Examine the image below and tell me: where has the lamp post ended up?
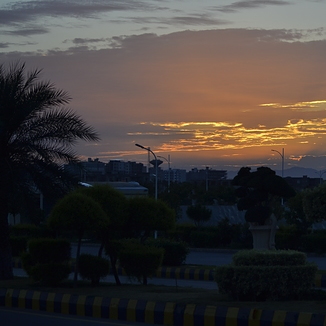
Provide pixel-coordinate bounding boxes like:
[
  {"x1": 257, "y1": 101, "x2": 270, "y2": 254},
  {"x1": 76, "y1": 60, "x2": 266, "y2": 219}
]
[
  {"x1": 158, "y1": 155, "x2": 171, "y2": 192},
  {"x1": 271, "y1": 148, "x2": 284, "y2": 205},
  {"x1": 271, "y1": 148, "x2": 284, "y2": 178},
  {"x1": 135, "y1": 143, "x2": 158, "y2": 200}
]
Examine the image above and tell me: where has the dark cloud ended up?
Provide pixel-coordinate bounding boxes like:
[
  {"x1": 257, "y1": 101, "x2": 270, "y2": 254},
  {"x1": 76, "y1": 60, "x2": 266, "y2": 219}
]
[
  {"x1": 70, "y1": 37, "x2": 108, "y2": 44},
  {"x1": 3, "y1": 27, "x2": 49, "y2": 36},
  {"x1": 170, "y1": 14, "x2": 228, "y2": 26},
  {"x1": 216, "y1": 0, "x2": 291, "y2": 13},
  {"x1": 0, "y1": 0, "x2": 159, "y2": 26}
]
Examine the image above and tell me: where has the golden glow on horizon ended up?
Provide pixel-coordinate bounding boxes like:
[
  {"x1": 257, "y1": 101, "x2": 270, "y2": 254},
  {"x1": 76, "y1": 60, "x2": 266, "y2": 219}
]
[
  {"x1": 260, "y1": 100, "x2": 326, "y2": 111},
  {"x1": 127, "y1": 118, "x2": 326, "y2": 153}
]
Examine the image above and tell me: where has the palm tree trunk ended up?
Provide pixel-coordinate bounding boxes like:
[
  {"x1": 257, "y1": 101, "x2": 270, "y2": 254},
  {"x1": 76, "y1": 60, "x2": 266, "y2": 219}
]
[{"x1": 0, "y1": 201, "x2": 13, "y2": 280}]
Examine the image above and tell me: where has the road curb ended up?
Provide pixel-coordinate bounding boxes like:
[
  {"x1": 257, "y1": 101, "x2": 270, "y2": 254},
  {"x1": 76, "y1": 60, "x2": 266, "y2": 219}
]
[{"x1": 1, "y1": 288, "x2": 326, "y2": 326}]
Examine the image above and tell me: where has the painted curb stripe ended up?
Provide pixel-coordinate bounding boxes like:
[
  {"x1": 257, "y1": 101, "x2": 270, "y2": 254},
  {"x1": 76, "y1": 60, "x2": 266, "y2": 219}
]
[
  {"x1": 144, "y1": 301, "x2": 156, "y2": 324},
  {"x1": 310, "y1": 313, "x2": 326, "y2": 326},
  {"x1": 164, "y1": 302, "x2": 175, "y2": 325},
  {"x1": 31, "y1": 291, "x2": 41, "y2": 310},
  {"x1": 259, "y1": 309, "x2": 275, "y2": 326},
  {"x1": 100, "y1": 297, "x2": 111, "y2": 319},
  {"x1": 193, "y1": 304, "x2": 207, "y2": 326},
  {"x1": 271, "y1": 309, "x2": 287, "y2": 326},
  {"x1": 215, "y1": 305, "x2": 230, "y2": 325},
  {"x1": 248, "y1": 308, "x2": 263, "y2": 326},
  {"x1": 92, "y1": 296, "x2": 103, "y2": 318},
  {"x1": 203, "y1": 305, "x2": 217, "y2": 326},
  {"x1": 153, "y1": 301, "x2": 166, "y2": 325},
  {"x1": 135, "y1": 299, "x2": 147, "y2": 323},
  {"x1": 3, "y1": 289, "x2": 326, "y2": 325}
]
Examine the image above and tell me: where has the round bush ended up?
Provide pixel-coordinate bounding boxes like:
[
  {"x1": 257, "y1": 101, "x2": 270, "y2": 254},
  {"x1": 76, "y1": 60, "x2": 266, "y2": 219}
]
[
  {"x1": 119, "y1": 243, "x2": 164, "y2": 285},
  {"x1": 29, "y1": 262, "x2": 71, "y2": 286},
  {"x1": 78, "y1": 254, "x2": 110, "y2": 286}
]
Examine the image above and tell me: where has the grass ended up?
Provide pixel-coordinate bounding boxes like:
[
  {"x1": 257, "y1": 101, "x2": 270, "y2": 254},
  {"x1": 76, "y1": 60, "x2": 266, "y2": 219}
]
[{"x1": 1, "y1": 276, "x2": 326, "y2": 315}]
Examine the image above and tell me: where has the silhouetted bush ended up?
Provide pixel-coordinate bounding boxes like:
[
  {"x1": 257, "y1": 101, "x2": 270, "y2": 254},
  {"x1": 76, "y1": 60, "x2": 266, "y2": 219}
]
[
  {"x1": 275, "y1": 225, "x2": 304, "y2": 250},
  {"x1": 78, "y1": 254, "x2": 110, "y2": 286},
  {"x1": 119, "y1": 242, "x2": 164, "y2": 285},
  {"x1": 215, "y1": 250, "x2": 317, "y2": 301},
  {"x1": 21, "y1": 238, "x2": 71, "y2": 286}
]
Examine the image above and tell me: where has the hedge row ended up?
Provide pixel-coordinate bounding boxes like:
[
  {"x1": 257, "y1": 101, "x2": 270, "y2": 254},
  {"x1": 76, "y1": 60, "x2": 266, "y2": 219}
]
[{"x1": 215, "y1": 250, "x2": 318, "y2": 301}]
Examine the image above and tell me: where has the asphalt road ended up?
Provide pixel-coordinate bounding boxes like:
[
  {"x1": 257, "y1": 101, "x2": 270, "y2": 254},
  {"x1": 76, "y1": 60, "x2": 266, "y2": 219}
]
[{"x1": 71, "y1": 243, "x2": 326, "y2": 270}]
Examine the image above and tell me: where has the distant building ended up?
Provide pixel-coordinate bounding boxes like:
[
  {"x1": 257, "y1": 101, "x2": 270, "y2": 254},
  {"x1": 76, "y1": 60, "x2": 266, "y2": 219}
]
[
  {"x1": 284, "y1": 175, "x2": 321, "y2": 191},
  {"x1": 186, "y1": 167, "x2": 227, "y2": 186},
  {"x1": 163, "y1": 169, "x2": 187, "y2": 183},
  {"x1": 64, "y1": 158, "x2": 106, "y2": 182}
]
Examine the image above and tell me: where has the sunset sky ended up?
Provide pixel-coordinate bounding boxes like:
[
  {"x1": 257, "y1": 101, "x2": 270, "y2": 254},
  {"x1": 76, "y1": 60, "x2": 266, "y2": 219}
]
[{"x1": 1, "y1": 0, "x2": 326, "y2": 174}]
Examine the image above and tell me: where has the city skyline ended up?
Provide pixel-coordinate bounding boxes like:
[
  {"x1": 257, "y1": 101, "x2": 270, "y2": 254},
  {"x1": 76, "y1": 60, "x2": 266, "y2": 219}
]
[{"x1": 1, "y1": 1, "x2": 326, "y2": 172}]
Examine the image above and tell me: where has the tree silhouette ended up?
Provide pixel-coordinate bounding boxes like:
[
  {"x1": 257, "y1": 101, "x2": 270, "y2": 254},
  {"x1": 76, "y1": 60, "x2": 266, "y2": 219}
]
[{"x1": 0, "y1": 62, "x2": 99, "y2": 279}]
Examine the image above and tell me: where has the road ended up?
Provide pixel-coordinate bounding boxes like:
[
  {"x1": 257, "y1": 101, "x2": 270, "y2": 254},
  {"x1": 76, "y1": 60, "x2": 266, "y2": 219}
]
[{"x1": 71, "y1": 243, "x2": 326, "y2": 270}]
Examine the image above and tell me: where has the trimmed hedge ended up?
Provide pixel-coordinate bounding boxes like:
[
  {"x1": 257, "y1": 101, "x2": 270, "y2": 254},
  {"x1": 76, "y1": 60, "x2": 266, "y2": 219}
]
[
  {"x1": 119, "y1": 242, "x2": 164, "y2": 285},
  {"x1": 216, "y1": 263, "x2": 318, "y2": 301},
  {"x1": 21, "y1": 238, "x2": 71, "y2": 286},
  {"x1": 232, "y1": 250, "x2": 307, "y2": 266},
  {"x1": 215, "y1": 249, "x2": 318, "y2": 301},
  {"x1": 78, "y1": 254, "x2": 110, "y2": 286}
]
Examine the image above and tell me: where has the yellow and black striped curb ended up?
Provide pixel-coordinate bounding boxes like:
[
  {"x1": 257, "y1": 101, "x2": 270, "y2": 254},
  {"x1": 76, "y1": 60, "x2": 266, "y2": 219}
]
[
  {"x1": 12, "y1": 258, "x2": 326, "y2": 287},
  {"x1": 1, "y1": 288, "x2": 326, "y2": 326}
]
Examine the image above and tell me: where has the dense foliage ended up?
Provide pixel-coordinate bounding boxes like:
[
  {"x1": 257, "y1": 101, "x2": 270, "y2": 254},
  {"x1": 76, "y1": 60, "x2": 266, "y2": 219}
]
[
  {"x1": 0, "y1": 62, "x2": 99, "y2": 279},
  {"x1": 216, "y1": 250, "x2": 317, "y2": 301},
  {"x1": 232, "y1": 166, "x2": 295, "y2": 225}
]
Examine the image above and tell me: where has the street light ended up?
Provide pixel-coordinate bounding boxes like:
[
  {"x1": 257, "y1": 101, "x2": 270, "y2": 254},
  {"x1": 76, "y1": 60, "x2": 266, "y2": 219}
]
[
  {"x1": 157, "y1": 155, "x2": 171, "y2": 192},
  {"x1": 271, "y1": 148, "x2": 284, "y2": 178},
  {"x1": 135, "y1": 143, "x2": 158, "y2": 200},
  {"x1": 271, "y1": 147, "x2": 284, "y2": 205}
]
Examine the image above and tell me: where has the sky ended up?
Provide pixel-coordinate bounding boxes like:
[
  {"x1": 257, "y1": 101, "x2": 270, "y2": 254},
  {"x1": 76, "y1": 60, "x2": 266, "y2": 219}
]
[{"x1": 1, "y1": 0, "x2": 326, "y2": 174}]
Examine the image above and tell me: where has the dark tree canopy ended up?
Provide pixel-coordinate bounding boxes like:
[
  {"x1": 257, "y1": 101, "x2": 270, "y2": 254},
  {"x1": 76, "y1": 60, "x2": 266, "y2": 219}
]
[
  {"x1": 0, "y1": 62, "x2": 99, "y2": 279},
  {"x1": 232, "y1": 166, "x2": 296, "y2": 224}
]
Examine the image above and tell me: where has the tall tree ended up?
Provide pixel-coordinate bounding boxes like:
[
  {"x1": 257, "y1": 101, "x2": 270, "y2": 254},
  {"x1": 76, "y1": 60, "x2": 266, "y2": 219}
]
[
  {"x1": 48, "y1": 192, "x2": 108, "y2": 288},
  {"x1": 0, "y1": 62, "x2": 99, "y2": 279}
]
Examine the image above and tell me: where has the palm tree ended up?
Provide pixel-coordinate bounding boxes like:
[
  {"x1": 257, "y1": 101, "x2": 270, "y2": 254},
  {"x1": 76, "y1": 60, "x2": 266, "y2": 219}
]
[{"x1": 0, "y1": 62, "x2": 100, "y2": 279}]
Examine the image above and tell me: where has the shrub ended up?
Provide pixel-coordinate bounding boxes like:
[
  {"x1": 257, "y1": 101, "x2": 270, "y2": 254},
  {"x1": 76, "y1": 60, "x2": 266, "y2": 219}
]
[
  {"x1": 119, "y1": 242, "x2": 164, "y2": 285},
  {"x1": 21, "y1": 238, "x2": 71, "y2": 286},
  {"x1": 10, "y1": 236, "x2": 28, "y2": 256},
  {"x1": 10, "y1": 224, "x2": 54, "y2": 238},
  {"x1": 146, "y1": 239, "x2": 189, "y2": 266},
  {"x1": 27, "y1": 238, "x2": 71, "y2": 263},
  {"x1": 232, "y1": 250, "x2": 307, "y2": 266},
  {"x1": 215, "y1": 250, "x2": 317, "y2": 301},
  {"x1": 29, "y1": 262, "x2": 71, "y2": 286},
  {"x1": 275, "y1": 225, "x2": 304, "y2": 250},
  {"x1": 169, "y1": 224, "x2": 196, "y2": 244},
  {"x1": 78, "y1": 254, "x2": 110, "y2": 286},
  {"x1": 215, "y1": 264, "x2": 317, "y2": 301}
]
